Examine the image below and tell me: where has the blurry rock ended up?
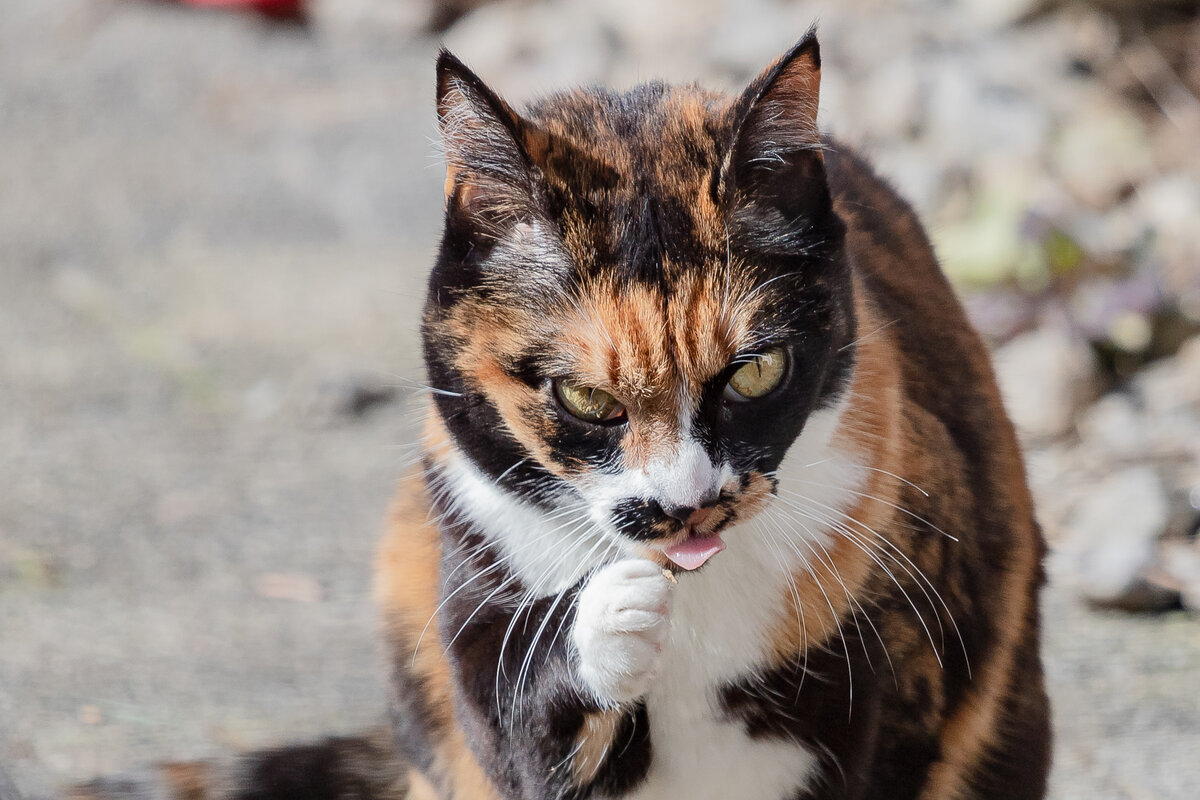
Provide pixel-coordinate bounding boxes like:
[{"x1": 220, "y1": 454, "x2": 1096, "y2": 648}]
[
  {"x1": 1062, "y1": 203, "x2": 1146, "y2": 263},
  {"x1": 857, "y1": 56, "x2": 923, "y2": 139},
  {"x1": 935, "y1": 180, "x2": 1036, "y2": 288},
  {"x1": 173, "y1": 0, "x2": 307, "y2": 23},
  {"x1": 706, "y1": 0, "x2": 800, "y2": 80},
  {"x1": 442, "y1": 1, "x2": 615, "y2": 96},
  {"x1": 994, "y1": 325, "x2": 1099, "y2": 440},
  {"x1": 309, "y1": 372, "x2": 397, "y2": 420},
  {"x1": 1042, "y1": 0, "x2": 1200, "y2": 20},
  {"x1": 964, "y1": 289, "x2": 1039, "y2": 344},
  {"x1": 1076, "y1": 391, "x2": 1145, "y2": 457},
  {"x1": 1135, "y1": 334, "x2": 1200, "y2": 414},
  {"x1": 1025, "y1": 441, "x2": 1089, "y2": 539},
  {"x1": 1068, "y1": 273, "x2": 1162, "y2": 346},
  {"x1": 1137, "y1": 173, "x2": 1200, "y2": 261},
  {"x1": 1055, "y1": 466, "x2": 1178, "y2": 611},
  {"x1": 425, "y1": 0, "x2": 501, "y2": 32},
  {"x1": 1052, "y1": 96, "x2": 1152, "y2": 209},
  {"x1": 1159, "y1": 539, "x2": 1200, "y2": 613},
  {"x1": 242, "y1": 377, "x2": 284, "y2": 422},
  {"x1": 1136, "y1": 173, "x2": 1200, "y2": 243}
]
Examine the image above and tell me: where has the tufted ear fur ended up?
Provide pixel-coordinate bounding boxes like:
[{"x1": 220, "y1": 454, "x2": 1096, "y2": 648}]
[
  {"x1": 436, "y1": 50, "x2": 549, "y2": 240},
  {"x1": 721, "y1": 31, "x2": 834, "y2": 252}
]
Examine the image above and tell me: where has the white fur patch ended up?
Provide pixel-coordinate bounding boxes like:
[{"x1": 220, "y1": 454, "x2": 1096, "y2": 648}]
[
  {"x1": 436, "y1": 399, "x2": 865, "y2": 799},
  {"x1": 605, "y1": 405, "x2": 865, "y2": 800},
  {"x1": 437, "y1": 450, "x2": 610, "y2": 595}
]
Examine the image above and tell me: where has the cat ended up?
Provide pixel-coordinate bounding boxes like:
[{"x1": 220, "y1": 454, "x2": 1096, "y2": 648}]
[{"x1": 67, "y1": 30, "x2": 1051, "y2": 800}]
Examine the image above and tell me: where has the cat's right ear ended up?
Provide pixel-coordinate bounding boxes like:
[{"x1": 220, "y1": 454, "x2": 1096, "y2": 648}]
[
  {"x1": 719, "y1": 31, "x2": 836, "y2": 249},
  {"x1": 435, "y1": 51, "x2": 544, "y2": 238}
]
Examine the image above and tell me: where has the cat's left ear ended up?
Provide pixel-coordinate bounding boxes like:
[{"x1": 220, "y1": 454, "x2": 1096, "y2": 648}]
[{"x1": 720, "y1": 31, "x2": 833, "y2": 235}]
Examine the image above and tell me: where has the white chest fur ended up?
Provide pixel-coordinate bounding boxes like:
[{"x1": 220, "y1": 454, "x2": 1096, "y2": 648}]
[
  {"x1": 437, "y1": 404, "x2": 862, "y2": 798},
  {"x1": 612, "y1": 522, "x2": 820, "y2": 800}
]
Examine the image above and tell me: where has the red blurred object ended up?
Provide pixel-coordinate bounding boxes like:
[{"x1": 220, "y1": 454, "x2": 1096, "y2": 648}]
[{"x1": 176, "y1": 0, "x2": 306, "y2": 22}]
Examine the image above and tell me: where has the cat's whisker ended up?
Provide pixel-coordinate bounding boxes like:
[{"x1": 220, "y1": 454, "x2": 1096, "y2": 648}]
[
  {"x1": 757, "y1": 508, "x2": 855, "y2": 709},
  {"x1": 837, "y1": 318, "x2": 899, "y2": 352},
  {"x1": 503, "y1": 536, "x2": 603, "y2": 728},
  {"x1": 789, "y1": 458, "x2": 931, "y2": 500},
  {"x1": 766, "y1": 503, "x2": 902, "y2": 684},
  {"x1": 804, "y1": 526, "x2": 893, "y2": 682},
  {"x1": 511, "y1": 524, "x2": 612, "y2": 727},
  {"x1": 544, "y1": 537, "x2": 620, "y2": 663},
  {"x1": 494, "y1": 512, "x2": 603, "y2": 725},
  {"x1": 763, "y1": 505, "x2": 895, "y2": 697},
  {"x1": 778, "y1": 479, "x2": 957, "y2": 542},
  {"x1": 770, "y1": 491, "x2": 968, "y2": 674},
  {"x1": 378, "y1": 374, "x2": 465, "y2": 398},
  {"x1": 772, "y1": 495, "x2": 940, "y2": 641},
  {"x1": 773, "y1": 486, "x2": 955, "y2": 638},
  {"x1": 754, "y1": 517, "x2": 812, "y2": 694},
  {"x1": 419, "y1": 498, "x2": 595, "y2": 664}
]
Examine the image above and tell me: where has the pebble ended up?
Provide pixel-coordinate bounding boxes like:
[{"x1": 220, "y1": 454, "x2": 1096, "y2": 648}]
[
  {"x1": 993, "y1": 325, "x2": 1099, "y2": 441},
  {"x1": 1135, "y1": 334, "x2": 1200, "y2": 416},
  {"x1": 1158, "y1": 540, "x2": 1200, "y2": 613},
  {"x1": 1054, "y1": 467, "x2": 1179, "y2": 612},
  {"x1": 1053, "y1": 96, "x2": 1153, "y2": 210}
]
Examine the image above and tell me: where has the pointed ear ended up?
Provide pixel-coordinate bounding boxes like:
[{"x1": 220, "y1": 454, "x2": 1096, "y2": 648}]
[
  {"x1": 436, "y1": 50, "x2": 547, "y2": 237},
  {"x1": 721, "y1": 32, "x2": 833, "y2": 241}
]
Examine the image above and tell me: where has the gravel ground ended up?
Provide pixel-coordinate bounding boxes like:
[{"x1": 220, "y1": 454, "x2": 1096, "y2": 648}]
[{"x1": 1, "y1": 2, "x2": 1197, "y2": 798}]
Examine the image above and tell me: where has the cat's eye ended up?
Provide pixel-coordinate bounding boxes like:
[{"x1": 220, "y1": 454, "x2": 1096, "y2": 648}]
[
  {"x1": 554, "y1": 380, "x2": 626, "y2": 423},
  {"x1": 725, "y1": 347, "x2": 788, "y2": 400}
]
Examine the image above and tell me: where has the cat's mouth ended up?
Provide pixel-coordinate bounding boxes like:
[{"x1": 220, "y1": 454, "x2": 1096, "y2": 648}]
[
  {"x1": 662, "y1": 533, "x2": 727, "y2": 571},
  {"x1": 653, "y1": 497, "x2": 738, "y2": 571}
]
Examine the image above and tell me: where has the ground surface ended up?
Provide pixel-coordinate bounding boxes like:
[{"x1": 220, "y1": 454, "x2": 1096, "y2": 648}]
[{"x1": 1, "y1": 2, "x2": 1198, "y2": 799}]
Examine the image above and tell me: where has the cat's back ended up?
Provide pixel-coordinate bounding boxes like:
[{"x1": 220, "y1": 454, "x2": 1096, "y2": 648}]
[
  {"x1": 824, "y1": 140, "x2": 1030, "y2": 492},
  {"x1": 823, "y1": 140, "x2": 1050, "y2": 799}
]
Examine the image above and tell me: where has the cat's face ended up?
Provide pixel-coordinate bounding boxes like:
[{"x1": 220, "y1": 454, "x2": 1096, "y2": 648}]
[{"x1": 423, "y1": 39, "x2": 855, "y2": 567}]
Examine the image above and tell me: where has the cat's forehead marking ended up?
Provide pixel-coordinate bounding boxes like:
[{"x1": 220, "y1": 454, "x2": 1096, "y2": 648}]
[
  {"x1": 529, "y1": 86, "x2": 732, "y2": 278},
  {"x1": 558, "y1": 269, "x2": 761, "y2": 467}
]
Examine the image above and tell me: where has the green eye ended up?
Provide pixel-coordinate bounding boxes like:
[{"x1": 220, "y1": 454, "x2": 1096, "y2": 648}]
[
  {"x1": 554, "y1": 380, "x2": 626, "y2": 423},
  {"x1": 725, "y1": 347, "x2": 788, "y2": 400}
]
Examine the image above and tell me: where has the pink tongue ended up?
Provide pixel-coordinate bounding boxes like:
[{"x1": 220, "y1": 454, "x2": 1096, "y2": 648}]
[{"x1": 664, "y1": 534, "x2": 726, "y2": 571}]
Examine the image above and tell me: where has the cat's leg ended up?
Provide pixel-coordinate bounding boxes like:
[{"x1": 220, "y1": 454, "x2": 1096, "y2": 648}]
[{"x1": 440, "y1": 554, "x2": 668, "y2": 800}]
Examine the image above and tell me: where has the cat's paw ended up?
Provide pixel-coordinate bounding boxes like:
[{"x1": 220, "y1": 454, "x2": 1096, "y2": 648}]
[{"x1": 572, "y1": 558, "x2": 674, "y2": 705}]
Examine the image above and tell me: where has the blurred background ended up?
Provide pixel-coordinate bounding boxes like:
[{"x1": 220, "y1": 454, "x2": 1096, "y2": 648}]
[{"x1": 2, "y1": 0, "x2": 1199, "y2": 797}]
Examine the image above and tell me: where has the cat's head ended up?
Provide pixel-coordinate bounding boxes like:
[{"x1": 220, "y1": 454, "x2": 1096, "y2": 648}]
[{"x1": 422, "y1": 32, "x2": 856, "y2": 570}]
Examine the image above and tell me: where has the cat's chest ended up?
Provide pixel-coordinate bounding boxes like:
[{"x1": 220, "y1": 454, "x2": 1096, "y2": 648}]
[{"x1": 614, "y1": 531, "x2": 820, "y2": 800}]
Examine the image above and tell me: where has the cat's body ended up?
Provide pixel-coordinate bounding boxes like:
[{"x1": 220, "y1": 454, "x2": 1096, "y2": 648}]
[
  {"x1": 68, "y1": 33, "x2": 1050, "y2": 800},
  {"x1": 379, "y1": 35, "x2": 1050, "y2": 800}
]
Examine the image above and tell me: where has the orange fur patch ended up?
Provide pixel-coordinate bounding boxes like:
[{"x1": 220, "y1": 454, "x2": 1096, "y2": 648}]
[
  {"x1": 570, "y1": 709, "x2": 624, "y2": 787},
  {"x1": 375, "y1": 458, "x2": 501, "y2": 800},
  {"x1": 161, "y1": 763, "x2": 211, "y2": 800},
  {"x1": 766, "y1": 276, "x2": 904, "y2": 660}
]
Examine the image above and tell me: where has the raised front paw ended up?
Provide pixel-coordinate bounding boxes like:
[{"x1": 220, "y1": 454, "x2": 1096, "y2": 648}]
[{"x1": 572, "y1": 558, "x2": 674, "y2": 705}]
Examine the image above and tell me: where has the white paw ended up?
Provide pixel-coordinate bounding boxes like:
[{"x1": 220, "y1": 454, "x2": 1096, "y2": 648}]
[{"x1": 572, "y1": 558, "x2": 674, "y2": 705}]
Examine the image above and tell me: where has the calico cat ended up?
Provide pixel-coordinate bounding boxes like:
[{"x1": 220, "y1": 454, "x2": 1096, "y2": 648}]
[{"x1": 68, "y1": 31, "x2": 1050, "y2": 800}]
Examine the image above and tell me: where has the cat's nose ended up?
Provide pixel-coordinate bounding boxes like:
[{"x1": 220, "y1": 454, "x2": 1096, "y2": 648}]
[{"x1": 663, "y1": 503, "x2": 716, "y2": 528}]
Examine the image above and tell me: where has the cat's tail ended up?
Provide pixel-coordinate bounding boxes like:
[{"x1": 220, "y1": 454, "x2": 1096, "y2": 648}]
[{"x1": 61, "y1": 728, "x2": 410, "y2": 800}]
